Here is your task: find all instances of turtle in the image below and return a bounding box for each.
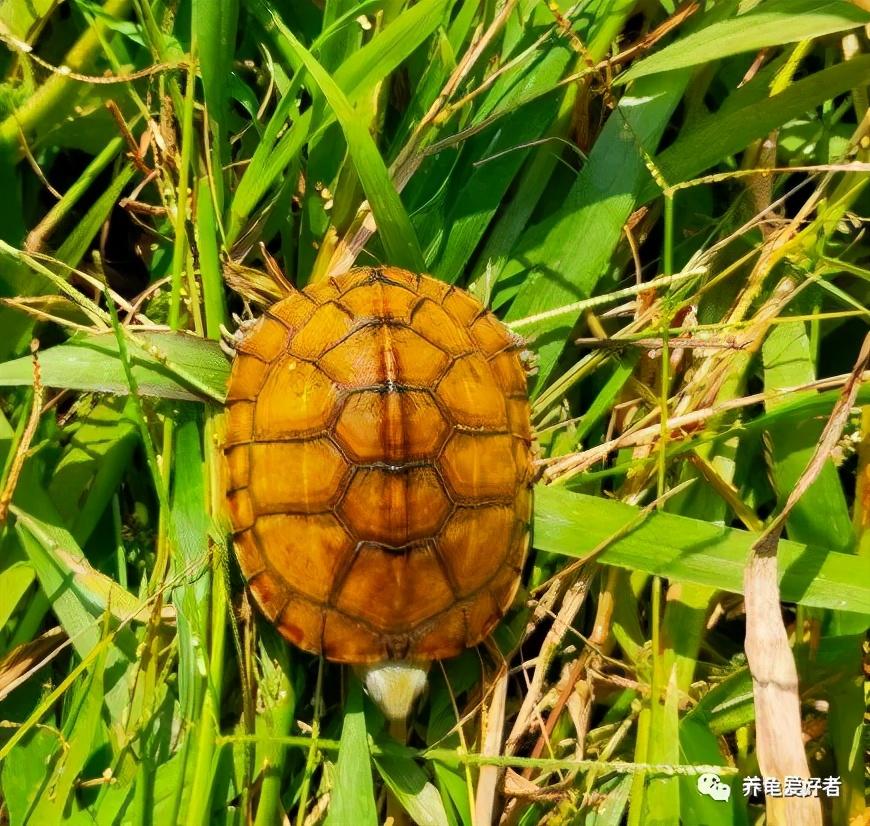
[222,265,533,717]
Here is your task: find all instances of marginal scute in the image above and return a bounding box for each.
[267,292,317,332]
[469,313,513,356]
[414,273,450,303]
[247,570,290,622]
[378,266,419,291]
[490,350,528,396]
[223,266,533,663]
[442,287,483,326]
[513,439,534,484]
[304,279,342,304]
[322,610,387,661]
[227,488,255,531]
[233,529,264,578]
[408,605,468,660]
[507,397,533,441]
[225,445,250,491]
[225,355,268,401]
[225,400,254,446]
[463,590,501,647]
[332,268,373,295]
[276,592,326,649]
[489,563,524,617]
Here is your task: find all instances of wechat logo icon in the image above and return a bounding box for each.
[697,773,731,802]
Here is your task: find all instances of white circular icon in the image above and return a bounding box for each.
[697,773,731,802]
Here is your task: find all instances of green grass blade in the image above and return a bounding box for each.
[13,506,145,623]
[47,398,137,546]
[249,0,425,271]
[620,0,870,83]
[28,623,109,822]
[649,54,870,194]
[374,751,451,826]
[0,331,229,401]
[56,165,136,268]
[0,729,59,826]
[333,0,450,103]
[170,415,211,720]
[0,0,134,157]
[534,485,870,613]
[192,0,239,141]
[195,177,229,340]
[503,72,688,390]
[325,678,378,826]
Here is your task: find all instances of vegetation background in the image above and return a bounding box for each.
[0,0,868,824]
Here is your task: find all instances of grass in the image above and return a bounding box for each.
[0,1,868,824]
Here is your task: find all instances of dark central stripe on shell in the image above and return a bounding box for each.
[372,283,413,547]
[359,460,434,472]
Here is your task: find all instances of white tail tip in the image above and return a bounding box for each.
[357,661,429,721]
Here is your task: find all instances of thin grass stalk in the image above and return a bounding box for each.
[170,63,197,330]
[295,658,325,826]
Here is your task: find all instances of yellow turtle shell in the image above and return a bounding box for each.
[223,266,532,663]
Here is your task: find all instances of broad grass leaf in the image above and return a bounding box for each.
[192,0,239,139]
[684,667,754,736]
[56,165,136,268]
[0,561,35,630]
[432,762,470,826]
[9,469,139,723]
[241,0,444,259]
[252,629,299,826]
[195,176,229,340]
[0,330,229,401]
[13,507,146,623]
[534,485,870,613]
[0,0,57,37]
[763,311,866,818]
[585,775,632,825]
[326,678,378,826]
[426,47,572,284]
[228,105,312,244]
[0,728,61,826]
[572,354,638,446]
[374,752,451,826]
[645,669,681,824]
[762,314,854,551]
[48,397,137,545]
[170,415,212,720]
[620,0,870,83]
[88,744,239,825]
